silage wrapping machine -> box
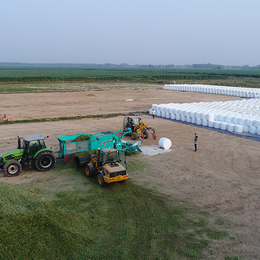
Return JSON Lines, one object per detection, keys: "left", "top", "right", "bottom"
{"left": 57, "top": 128, "right": 142, "bottom": 164}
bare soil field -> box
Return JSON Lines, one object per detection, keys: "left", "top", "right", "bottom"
{"left": 1, "top": 86, "right": 259, "bottom": 259}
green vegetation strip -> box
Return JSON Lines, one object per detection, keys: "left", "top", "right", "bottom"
{"left": 1, "top": 67, "right": 260, "bottom": 84}
{"left": 0, "top": 160, "right": 230, "bottom": 260}
{"left": 0, "top": 112, "right": 148, "bottom": 125}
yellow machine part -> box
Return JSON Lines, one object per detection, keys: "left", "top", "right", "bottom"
{"left": 103, "top": 173, "right": 128, "bottom": 184}
{"left": 102, "top": 163, "right": 128, "bottom": 183}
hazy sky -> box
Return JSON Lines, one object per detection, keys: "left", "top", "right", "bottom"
{"left": 1, "top": 0, "right": 259, "bottom": 66}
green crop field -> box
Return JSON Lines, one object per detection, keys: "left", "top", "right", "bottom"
{"left": 0, "top": 66, "right": 260, "bottom": 94}
{"left": 0, "top": 66, "right": 260, "bottom": 83}
{"left": 0, "top": 157, "right": 231, "bottom": 260}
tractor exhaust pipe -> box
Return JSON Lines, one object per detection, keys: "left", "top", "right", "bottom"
{"left": 17, "top": 136, "right": 21, "bottom": 149}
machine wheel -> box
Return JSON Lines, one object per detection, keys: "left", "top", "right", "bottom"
{"left": 143, "top": 130, "right": 149, "bottom": 139}
{"left": 85, "top": 163, "right": 95, "bottom": 177}
{"left": 131, "top": 134, "right": 137, "bottom": 140}
{"left": 3, "top": 160, "right": 22, "bottom": 177}
{"left": 35, "top": 152, "right": 56, "bottom": 171}
{"left": 97, "top": 173, "right": 105, "bottom": 187}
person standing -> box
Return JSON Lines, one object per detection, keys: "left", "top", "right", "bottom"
{"left": 194, "top": 134, "right": 198, "bottom": 151}
{"left": 152, "top": 109, "right": 155, "bottom": 119}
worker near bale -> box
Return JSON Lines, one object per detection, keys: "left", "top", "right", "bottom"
{"left": 194, "top": 134, "right": 198, "bottom": 151}
{"left": 152, "top": 109, "right": 155, "bottom": 119}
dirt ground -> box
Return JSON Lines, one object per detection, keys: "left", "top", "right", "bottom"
{"left": 0, "top": 88, "right": 260, "bottom": 259}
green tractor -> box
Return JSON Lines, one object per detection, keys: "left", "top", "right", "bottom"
{"left": 0, "top": 134, "right": 56, "bottom": 177}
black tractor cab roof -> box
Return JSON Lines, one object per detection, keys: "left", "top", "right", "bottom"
{"left": 23, "top": 134, "right": 46, "bottom": 142}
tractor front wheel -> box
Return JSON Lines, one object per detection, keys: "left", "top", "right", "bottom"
{"left": 97, "top": 173, "right": 105, "bottom": 187}
{"left": 131, "top": 134, "right": 138, "bottom": 140}
{"left": 35, "top": 152, "right": 56, "bottom": 171}
{"left": 85, "top": 163, "right": 95, "bottom": 177}
{"left": 3, "top": 160, "right": 22, "bottom": 177}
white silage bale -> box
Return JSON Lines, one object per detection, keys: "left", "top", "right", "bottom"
{"left": 201, "top": 113, "right": 208, "bottom": 120}
{"left": 189, "top": 111, "right": 195, "bottom": 117}
{"left": 208, "top": 121, "right": 214, "bottom": 127}
{"left": 191, "top": 117, "right": 196, "bottom": 124}
{"left": 227, "top": 123, "right": 235, "bottom": 132}
{"left": 249, "top": 126, "right": 256, "bottom": 134}
{"left": 149, "top": 109, "right": 153, "bottom": 114}
{"left": 159, "top": 105, "right": 165, "bottom": 112}
{"left": 186, "top": 116, "right": 191, "bottom": 123}
{"left": 224, "top": 115, "right": 233, "bottom": 123}
{"left": 196, "top": 118, "right": 202, "bottom": 125}
{"left": 184, "top": 110, "right": 190, "bottom": 117}
{"left": 254, "top": 120, "right": 260, "bottom": 128}
{"left": 171, "top": 113, "right": 176, "bottom": 120}
{"left": 243, "top": 125, "right": 249, "bottom": 133}
{"left": 176, "top": 114, "right": 181, "bottom": 121}
{"left": 195, "top": 111, "right": 200, "bottom": 119}
{"left": 214, "top": 121, "right": 220, "bottom": 129}
{"left": 156, "top": 111, "right": 161, "bottom": 117}
{"left": 220, "top": 122, "right": 228, "bottom": 130}
{"left": 207, "top": 114, "right": 214, "bottom": 121}
{"left": 246, "top": 119, "right": 254, "bottom": 127}
{"left": 181, "top": 115, "right": 186, "bottom": 122}
{"left": 218, "top": 115, "right": 225, "bottom": 122}
{"left": 232, "top": 117, "right": 240, "bottom": 124}
{"left": 238, "top": 118, "right": 245, "bottom": 125}
{"left": 159, "top": 138, "right": 172, "bottom": 150}
{"left": 202, "top": 119, "right": 208, "bottom": 126}
{"left": 161, "top": 112, "right": 166, "bottom": 118}
{"left": 234, "top": 125, "right": 243, "bottom": 133}
{"left": 257, "top": 128, "right": 260, "bottom": 135}
{"left": 165, "top": 112, "right": 170, "bottom": 119}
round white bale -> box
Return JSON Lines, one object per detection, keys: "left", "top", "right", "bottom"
{"left": 196, "top": 118, "right": 202, "bottom": 125}
{"left": 207, "top": 114, "right": 214, "bottom": 121}
{"left": 171, "top": 114, "right": 176, "bottom": 120}
{"left": 214, "top": 121, "right": 220, "bottom": 129}
{"left": 243, "top": 125, "right": 249, "bottom": 133}
{"left": 186, "top": 116, "right": 191, "bottom": 123}
{"left": 181, "top": 115, "right": 186, "bottom": 122}
{"left": 227, "top": 123, "right": 235, "bottom": 132}
{"left": 234, "top": 125, "right": 243, "bottom": 133}
{"left": 249, "top": 126, "right": 256, "bottom": 134}
{"left": 159, "top": 138, "right": 172, "bottom": 150}
{"left": 202, "top": 119, "right": 208, "bottom": 126}
{"left": 208, "top": 121, "right": 214, "bottom": 127}
{"left": 220, "top": 122, "right": 228, "bottom": 130}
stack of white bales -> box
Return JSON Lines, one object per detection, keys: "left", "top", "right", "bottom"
{"left": 163, "top": 84, "right": 260, "bottom": 98}
{"left": 149, "top": 99, "right": 260, "bottom": 135}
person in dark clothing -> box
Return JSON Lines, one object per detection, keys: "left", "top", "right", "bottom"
{"left": 194, "top": 134, "right": 198, "bottom": 151}
{"left": 152, "top": 109, "right": 155, "bottom": 119}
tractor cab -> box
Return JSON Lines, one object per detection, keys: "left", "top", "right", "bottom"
{"left": 98, "top": 148, "right": 127, "bottom": 170}
{"left": 19, "top": 134, "right": 47, "bottom": 159}
{"left": 123, "top": 116, "right": 141, "bottom": 131}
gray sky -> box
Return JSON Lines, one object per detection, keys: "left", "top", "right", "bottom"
{"left": 1, "top": 0, "right": 259, "bottom": 66}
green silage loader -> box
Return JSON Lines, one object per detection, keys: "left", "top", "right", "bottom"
{"left": 0, "top": 134, "right": 56, "bottom": 177}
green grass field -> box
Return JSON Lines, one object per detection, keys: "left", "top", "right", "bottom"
{"left": 0, "top": 158, "right": 231, "bottom": 260}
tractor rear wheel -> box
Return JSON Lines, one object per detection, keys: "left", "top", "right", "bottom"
{"left": 35, "top": 152, "right": 56, "bottom": 171}
{"left": 85, "top": 163, "right": 95, "bottom": 177}
{"left": 143, "top": 130, "right": 149, "bottom": 139}
{"left": 97, "top": 173, "right": 105, "bottom": 187}
{"left": 3, "top": 160, "right": 22, "bottom": 177}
